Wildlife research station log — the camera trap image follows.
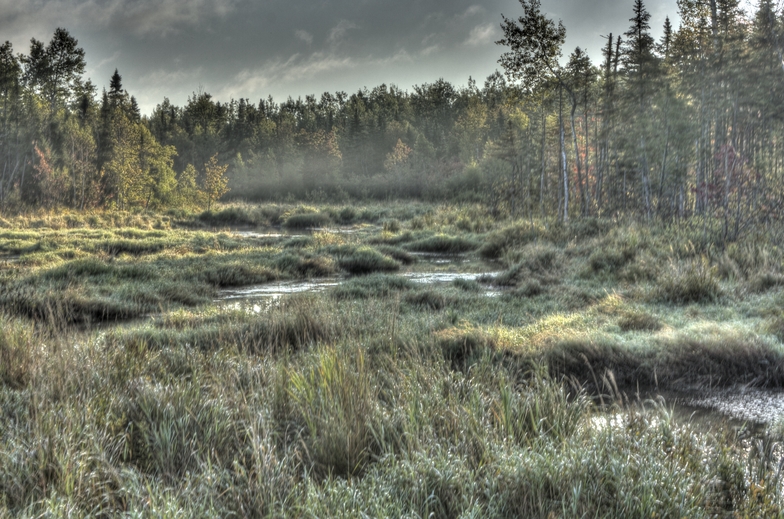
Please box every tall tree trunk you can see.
[569,98,586,216]
[560,88,568,222]
[540,108,547,220]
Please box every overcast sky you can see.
[1,0,682,114]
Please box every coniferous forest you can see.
[6,0,784,517]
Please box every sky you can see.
[1,0,682,114]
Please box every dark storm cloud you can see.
[1,0,679,114]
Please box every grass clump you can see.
[198,206,261,227]
[478,222,543,259]
[334,246,401,275]
[288,347,379,477]
[434,325,496,369]
[283,212,330,229]
[0,316,35,389]
[332,274,414,299]
[749,272,784,293]
[618,310,662,332]
[588,246,635,273]
[654,258,722,304]
[375,245,416,265]
[404,234,478,254]
[452,278,481,292]
[404,290,452,310]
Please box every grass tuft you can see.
[654,258,722,304]
[404,234,478,254]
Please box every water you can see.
[220,278,340,300]
[216,270,503,308]
[681,389,784,425]
[410,252,472,264]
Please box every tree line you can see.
[1,0,783,239]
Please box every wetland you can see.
[3,203,784,517]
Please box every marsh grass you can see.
[2,204,784,516]
[283,212,330,229]
[333,246,401,275]
[0,316,35,389]
[618,310,663,332]
[654,258,722,304]
[404,234,479,254]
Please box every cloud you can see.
[0,0,239,41]
[295,29,313,45]
[420,44,440,56]
[465,23,496,46]
[328,20,357,43]
[462,5,485,18]
[218,47,413,99]
[91,51,121,71]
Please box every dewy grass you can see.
[2,204,784,516]
[404,233,479,254]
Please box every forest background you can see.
[1,0,783,243]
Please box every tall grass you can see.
[2,204,784,516]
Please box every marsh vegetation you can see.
[2,202,784,517]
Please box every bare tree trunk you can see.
[540,108,547,220]
[569,99,586,216]
[559,88,568,222]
